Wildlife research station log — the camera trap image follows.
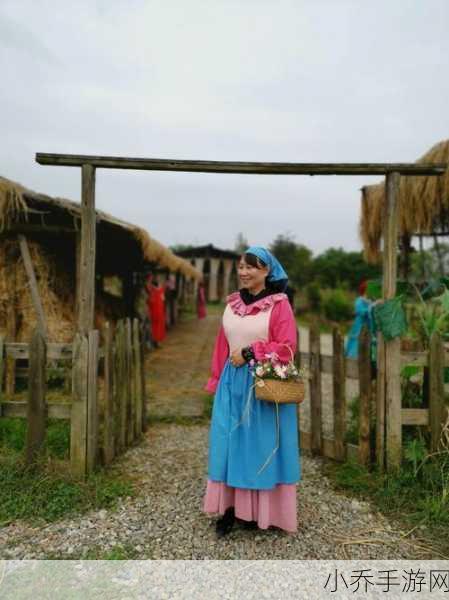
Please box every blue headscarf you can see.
[244,246,288,287]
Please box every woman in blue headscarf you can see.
[202,247,300,537]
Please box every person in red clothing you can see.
[197,282,207,319]
[146,276,166,348]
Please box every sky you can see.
[1,0,449,256]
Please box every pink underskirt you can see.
[202,479,297,533]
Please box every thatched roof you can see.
[359,140,449,263]
[0,176,201,280]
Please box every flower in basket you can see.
[250,349,309,382]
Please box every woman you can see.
[197,282,207,319]
[202,247,300,537]
[147,277,166,348]
[344,280,378,362]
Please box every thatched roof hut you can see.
[360,140,449,263]
[0,176,201,342]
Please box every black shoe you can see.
[216,507,235,537]
[238,519,258,530]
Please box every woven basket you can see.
[255,377,305,404]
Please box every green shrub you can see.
[322,289,353,321]
[305,281,322,312]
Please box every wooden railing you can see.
[0,318,147,477]
[297,326,448,467]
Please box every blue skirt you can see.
[207,360,301,490]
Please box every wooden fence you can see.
[298,326,448,469]
[0,317,147,477]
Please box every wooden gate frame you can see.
[36,153,445,471]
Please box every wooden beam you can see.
[358,327,372,466]
[1,400,71,419]
[36,153,446,176]
[71,333,89,477]
[332,327,346,461]
[86,329,99,473]
[18,234,48,337]
[309,326,322,455]
[77,164,96,334]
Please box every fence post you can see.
[0,336,3,412]
[133,319,143,437]
[310,325,322,455]
[103,322,114,464]
[140,322,148,432]
[116,320,126,452]
[86,330,99,473]
[358,326,372,466]
[429,331,445,452]
[332,326,346,461]
[71,333,89,477]
[26,329,47,465]
[125,318,134,445]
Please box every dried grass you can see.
[359,139,449,263]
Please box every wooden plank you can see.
[1,401,71,419]
[117,320,127,451]
[35,153,446,176]
[86,329,99,473]
[332,327,346,461]
[402,408,429,426]
[358,326,372,466]
[18,234,47,337]
[77,164,96,334]
[70,333,89,478]
[102,322,114,465]
[401,351,428,367]
[383,171,402,471]
[5,343,73,360]
[0,336,3,411]
[125,318,134,445]
[300,430,359,462]
[309,325,322,455]
[376,332,386,471]
[133,319,142,437]
[140,321,148,433]
[429,331,445,452]
[300,352,359,379]
[26,329,47,465]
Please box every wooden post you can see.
[332,326,346,461]
[310,325,322,455]
[140,322,148,432]
[376,330,386,470]
[26,329,47,465]
[86,329,99,473]
[116,320,127,451]
[103,322,114,464]
[18,235,47,337]
[125,318,134,445]
[358,326,372,466]
[382,171,402,471]
[71,333,89,477]
[5,242,18,396]
[133,319,143,437]
[429,331,445,452]
[77,164,96,335]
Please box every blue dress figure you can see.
[344,281,377,362]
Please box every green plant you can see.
[322,289,352,322]
[409,284,449,348]
[305,281,322,312]
[403,438,427,476]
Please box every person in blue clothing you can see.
[345,280,379,362]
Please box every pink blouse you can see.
[205,291,298,393]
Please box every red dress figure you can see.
[147,279,166,346]
[197,282,207,319]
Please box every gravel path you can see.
[0,312,443,560]
[0,423,438,560]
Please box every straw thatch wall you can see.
[0,176,201,342]
[359,140,449,263]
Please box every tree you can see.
[269,233,313,288]
[234,232,249,255]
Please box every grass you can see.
[324,455,449,557]
[0,417,135,527]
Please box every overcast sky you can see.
[1,1,449,255]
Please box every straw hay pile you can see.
[359,139,449,263]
